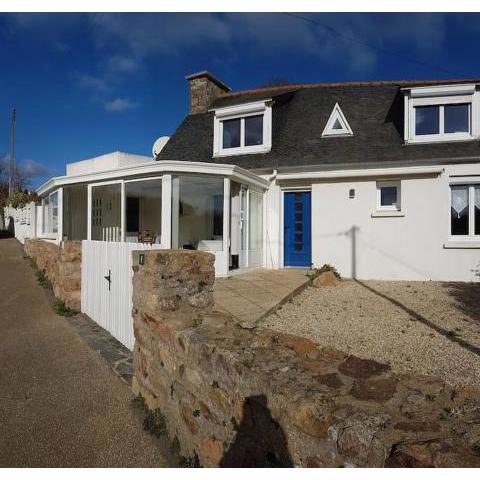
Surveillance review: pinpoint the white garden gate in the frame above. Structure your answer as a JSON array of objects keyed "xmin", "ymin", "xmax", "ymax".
[{"xmin": 81, "ymin": 240, "xmax": 165, "ymax": 349}]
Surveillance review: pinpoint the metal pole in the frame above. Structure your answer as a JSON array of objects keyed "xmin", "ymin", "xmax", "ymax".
[{"xmin": 8, "ymin": 108, "xmax": 16, "ymax": 196}]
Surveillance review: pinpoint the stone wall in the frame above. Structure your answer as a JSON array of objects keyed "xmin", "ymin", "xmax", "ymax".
[
  {"xmin": 132, "ymin": 250, "xmax": 480, "ymax": 468},
  {"xmin": 24, "ymin": 239, "xmax": 82, "ymax": 310}
]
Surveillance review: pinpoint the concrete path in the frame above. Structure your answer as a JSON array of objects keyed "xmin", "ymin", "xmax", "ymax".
[
  {"xmin": 0, "ymin": 239, "xmax": 169, "ymax": 467},
  {"xmin": 214, "ymin": 268, "xmax": 310, "ymax": 328}
]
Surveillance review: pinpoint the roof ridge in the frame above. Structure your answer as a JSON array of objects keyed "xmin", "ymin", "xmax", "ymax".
[{"xmin": 219, "ymin": 78, "xmax": 480, "ymax": 98}]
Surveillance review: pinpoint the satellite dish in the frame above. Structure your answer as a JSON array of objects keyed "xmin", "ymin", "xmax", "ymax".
[{"xmin": 152, "ymin": 136, "xmax": 170, "ymax": 157}]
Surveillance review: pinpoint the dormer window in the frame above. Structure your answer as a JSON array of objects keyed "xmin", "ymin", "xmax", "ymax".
[
  {"xmin": 404, "ymin": 84, "xmax": 479, "ymax": 144},
  {"xmin": 213, "ymin": 100, "xmax": 272, "ymax": 156}
]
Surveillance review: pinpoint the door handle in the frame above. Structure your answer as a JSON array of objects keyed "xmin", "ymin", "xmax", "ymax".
[{"xmin": 104, "ymin": 269, "xmax": 111, "ymax": 291}]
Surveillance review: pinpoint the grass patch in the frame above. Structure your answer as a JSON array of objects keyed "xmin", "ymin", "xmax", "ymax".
[
  {"xmin": 192, "ymin": 315, "xmax": 203, "ymax": 327},
  {"xmin": 35, "ymin": 267, "xmax": 52, "ymax": 290},
  {"xmin": 53, "ymin": 300, "xmax": 77, "ymax": 317}
]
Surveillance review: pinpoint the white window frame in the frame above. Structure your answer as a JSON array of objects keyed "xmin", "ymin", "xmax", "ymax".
[
  {"xmin": 321, "ymin": 102, "xmax": 353, "ymax": 137},
  {"xmin": 213, "ymin": 100, "xmax": 272, "ymax": 157},
  {"xmin": 403, "ymin": 84, "xmax": 480, "ymax": 144},
  {"xmin": 42, "ymin": 189, "xmax": 60, "ymax": 238},
  {"xmin": 449, "ymin": 183, "xmax": 480, "ymax": 239},
  {"xmin": 376, "ymin": 181, "xmax": 401, "ymax": 211}
]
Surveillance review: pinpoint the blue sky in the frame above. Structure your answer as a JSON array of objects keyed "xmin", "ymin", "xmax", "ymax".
[{"xmin": 1, "ymin": 12, "xmax": 479, "ymax": 189}]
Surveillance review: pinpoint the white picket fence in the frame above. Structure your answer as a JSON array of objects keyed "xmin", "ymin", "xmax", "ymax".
[{"xmin": 81, "ymin": 240, "xmax": 165, "ymax": 350}]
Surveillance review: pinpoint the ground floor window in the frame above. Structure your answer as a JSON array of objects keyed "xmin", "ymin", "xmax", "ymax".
[
  {"xmin": 43, "ymin": 190, "xmax": 58, "ymax": 235},
  {"xmin": 451, "ymin": 184, "xmax": 480, "ymax": 236},
  {"xmin": 376, "ymin": 181, "xmax": 400, "ymax": 211},
  {"xmin": 125, "ymin": 178, "xmax": 162, "ymax": 244},
  {"xmin": 171, "ymin": 175, "xmax": 224, "ymax": 251}
]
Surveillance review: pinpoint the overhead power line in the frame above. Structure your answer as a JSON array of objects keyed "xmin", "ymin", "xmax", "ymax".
[{"xmin": 281, "ymin": 12, "xmax": 457, "ymax": 77}]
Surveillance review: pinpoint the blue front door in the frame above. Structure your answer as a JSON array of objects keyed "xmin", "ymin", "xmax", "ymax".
[{"xmin": 284, "ymin": 192, "xmax": 311, "ymax": 267}]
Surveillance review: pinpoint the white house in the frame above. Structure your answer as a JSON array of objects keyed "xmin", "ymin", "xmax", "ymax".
[{"xmin": 35, "ymin": 72, "xmax": 480, "ymax": 281}]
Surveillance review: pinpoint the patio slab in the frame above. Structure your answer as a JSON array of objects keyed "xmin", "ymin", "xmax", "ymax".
[{"xmin": 214, "ymin": 268, "xmax": 310, "ymax": 328}]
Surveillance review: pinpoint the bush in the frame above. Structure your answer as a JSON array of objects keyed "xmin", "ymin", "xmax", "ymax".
[{"xmin": 6, "ymin": 191, "xmax": 39, "ymax": 209}]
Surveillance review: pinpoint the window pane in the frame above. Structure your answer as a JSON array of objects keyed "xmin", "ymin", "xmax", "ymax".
[
  {"xmin": 172, "ymin": 175, "xmax": 224, "ymax": 251},
  {"xmin": 44, "ymin": 191, "xmax": 59, "ymax": 235},
  {"xmin": 63, "ymin": 185, "xmax": 87, "ymax": 240},
  {"xmin": 415, "ymin": 106, "xmax": 439, "ymax": 135},
  {"xmin": 445, "ymin": 104, "xmax": 469, "ymax": 134},
  {"xmin": 475, "ymin": 187, "xmax": 480, "ymax": 235},
  {"xmin": 451, "ymin": 186, "xmax": 469, "ymax": 235},
  {"xmin": 245, "ymin": 115, "xmax": 263, "ymax": 146},
  {"xmin": 222, "ymin": 119, "xmax": 240, "ymax": 149},
  {"xmin": 91, "ymin": 184, "xmax": 122, "ymax": 241},
  {"xmin": 125, "ymin": 179, "xmax": 162, "ymax": 244},
  {"xmin": 332, "ymin": 119, "xmax": 342, "ymax": 130},
  {"xmin": 380, "ymin": 186, "xmax": 397, "ymax": 207}
]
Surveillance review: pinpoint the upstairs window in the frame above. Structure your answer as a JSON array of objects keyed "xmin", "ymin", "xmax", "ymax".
[
  {"xmin": 404, "ymin": 84, "xmax": 479, "ymax": 144},
  {"xmin": 213, "ymin": 101, "xmax": 272, "ymax": 156},
  {"xmin": 415, "ymin": 104, "xmax": 470, "ymax": 136}
]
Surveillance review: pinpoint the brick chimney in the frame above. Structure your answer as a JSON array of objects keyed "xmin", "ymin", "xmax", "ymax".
[{"xmin": 185, "ymin": 71, "xmax": 230, "ymax": 114}]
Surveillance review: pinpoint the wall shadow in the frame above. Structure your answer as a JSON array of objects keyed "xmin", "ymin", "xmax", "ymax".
[
  {"xmin": 220, "ymin": 395, "xmax": 293, "ymax": 468},
  {"xmin": 355, "ymin": 280, "xmax": 480, "ymax": 357},
  {"xmin": 446, "ymin": 282, "xmax": 480, "ymax": 327}
]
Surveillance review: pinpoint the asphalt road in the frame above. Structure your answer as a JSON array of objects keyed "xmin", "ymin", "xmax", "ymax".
[{"xmin": 0, "ymin": 238, "xmax": 169, "ymax": 467}]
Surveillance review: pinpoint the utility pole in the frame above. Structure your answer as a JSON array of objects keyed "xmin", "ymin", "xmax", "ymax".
[{"xmin": 8, "ymin": 108, "xmax": 16, "ymax": 196}]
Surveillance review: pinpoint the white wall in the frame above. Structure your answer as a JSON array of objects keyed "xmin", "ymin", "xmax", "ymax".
[
  {"xmin": 310, "ymin": 163, "xmax": 480, "ymax": 282},
  {"xmin": 264, "ymin": 180, "xmax": 281, "ymax": 269},
  {"xmin": 66, "ymin": 151, "xmax": 152, "ymax": 176}
]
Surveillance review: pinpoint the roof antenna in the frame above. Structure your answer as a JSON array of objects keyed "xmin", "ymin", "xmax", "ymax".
[{"xmin": 8, "ymin": 108, "xmax": 16, "ymax": 196}]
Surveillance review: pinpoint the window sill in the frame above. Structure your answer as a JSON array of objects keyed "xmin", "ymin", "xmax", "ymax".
[
  {"xmin": 214, "ymin": 146, "xmax": 270, "ymax": 158},
  {"xmin": 371, "ymin": 211, "xmax": 405, "ymax": 218},
  {"xmin": 444, "ymin": 240, "xmax": 480, "ymax": 249},
  {"xmin": 405, "ymin": 136, "xmax": 477, "ymax": 145}
]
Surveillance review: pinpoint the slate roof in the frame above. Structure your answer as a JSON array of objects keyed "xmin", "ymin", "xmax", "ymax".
[{"xmin": 157, "ymin": 79, "xmax": 480, "ymax": 172}]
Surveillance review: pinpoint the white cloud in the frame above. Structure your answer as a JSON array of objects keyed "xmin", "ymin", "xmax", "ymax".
[{"xmin": 104, "ymin": 98, "xmax": 139, "ymax": 112}]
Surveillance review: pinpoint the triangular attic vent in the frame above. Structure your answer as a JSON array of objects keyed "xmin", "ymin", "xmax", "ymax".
[{"xmin": 322, "ymin": 103, "xmax": 353, "ymax": 137}]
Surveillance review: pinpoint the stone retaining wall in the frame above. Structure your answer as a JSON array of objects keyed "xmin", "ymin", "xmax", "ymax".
[
  {"xmin": 131, "ymin": 250, "xmax": 480, "ymax": 467},
  {"xmin": 24, "ymin": 239, "xmax": 81, "ymax": 310}
]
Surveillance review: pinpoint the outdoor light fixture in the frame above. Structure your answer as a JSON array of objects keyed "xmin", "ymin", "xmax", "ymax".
[{"xmin": 349, "ymin": 188, "xmax": 355, "ymax": 199}]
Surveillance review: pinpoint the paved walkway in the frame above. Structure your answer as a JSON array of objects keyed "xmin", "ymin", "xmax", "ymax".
[
  {"xmin": 214, "ymin": 268, "xmax": 310, "ymax": 328},
  {"xmin": 0, "ymin": 239, "xmax": 170, "ymax": 467}
]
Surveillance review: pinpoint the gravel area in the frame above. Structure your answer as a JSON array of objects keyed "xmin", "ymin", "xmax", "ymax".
[{"xmin": 263, "ymin": 280, "xmax": 480, "ymax": 387}]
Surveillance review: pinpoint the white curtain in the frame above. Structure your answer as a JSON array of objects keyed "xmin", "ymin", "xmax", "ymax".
[
  {"xmin": 451, "ymin": 187, "xmax": 469, "ymax": 218},
  {"xmin": 475, "ymin": 187, "xmax": 480, "ymax": 209}
]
